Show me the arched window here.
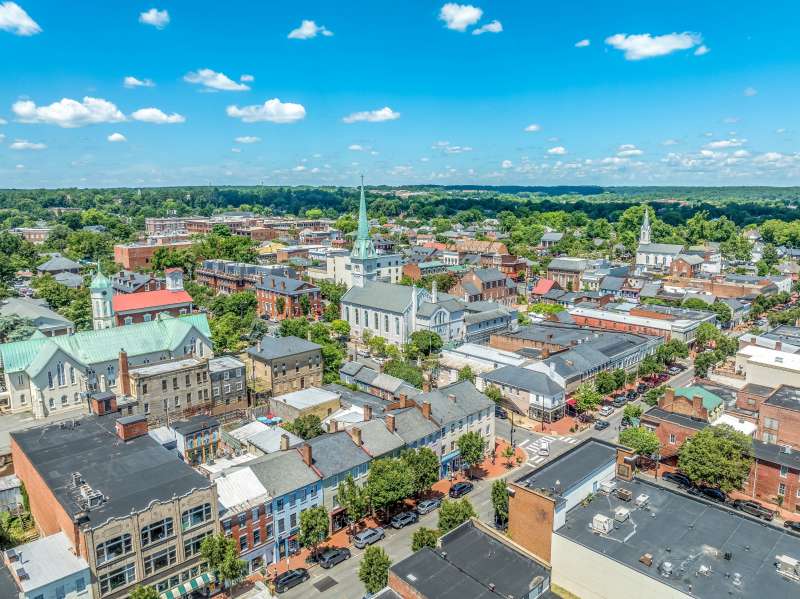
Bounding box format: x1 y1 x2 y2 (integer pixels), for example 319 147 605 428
56 362 65 386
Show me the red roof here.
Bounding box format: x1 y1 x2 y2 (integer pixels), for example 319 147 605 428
113 289 193 313
532 278 556 295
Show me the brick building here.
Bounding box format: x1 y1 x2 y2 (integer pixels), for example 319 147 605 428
756 385 800 446
245 336 323 400
546 257 588 291
450 268 516 305
254 275 321 321
113 239 193 270
195 259 293 295
669 254 703 277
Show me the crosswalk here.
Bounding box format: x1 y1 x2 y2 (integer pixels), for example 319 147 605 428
518 434 580 467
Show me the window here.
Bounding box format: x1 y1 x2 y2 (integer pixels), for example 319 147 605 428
779 482 787 497
395 317 400 335
55 586 65 599
143 546 176 575
224 371 230 380
181 503 212 531
373 312 378 329
174 396 180 408
49 398 55 409
266 523 274 540
252 507 260 521
124 316 133 325
238 513 247 527
186 392 192 405
764 417 779 430
278 519 285 534
99 563 135 596
236 382 243 391
161 379 167 391
172 377 178 390
96 534 132 565
69 366 75 385
213 386 220 396
75 577 86 593
290 513 297 528
142 383 148 394
224 384 231 394
61 395 68 406
239 534 248 551
183 530 210 557
669 433 676 444
781 465 789 478
48 371 54 389
144 402 150 415
185 374 191 386
143 314 152 322
141 518 174 547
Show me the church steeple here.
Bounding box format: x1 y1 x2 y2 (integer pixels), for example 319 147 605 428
351 176 376 261
639 207 652 245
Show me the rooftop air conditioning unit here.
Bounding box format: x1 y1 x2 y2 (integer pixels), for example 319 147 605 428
775 555 800 581
592 514 614 534
635 494 650 507
659 561 673 578
614 507 631 522
616 488 633 502
599 481 616 495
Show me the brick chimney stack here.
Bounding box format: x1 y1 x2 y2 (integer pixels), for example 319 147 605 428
386 414 395 432
422 401 432 420
118 350 131 396
300 443 312 467
280 433 290 451
363 405 372 421
399 393 408 408
351 427 363 447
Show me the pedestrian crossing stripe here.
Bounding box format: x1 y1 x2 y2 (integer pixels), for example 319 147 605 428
519 439 530 448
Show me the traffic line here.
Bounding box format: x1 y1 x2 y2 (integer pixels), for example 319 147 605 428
518 439 530 448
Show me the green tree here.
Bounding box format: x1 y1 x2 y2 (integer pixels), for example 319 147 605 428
623 404 643 420
695 322 720 347
694 351 720 378
611 368 628 389
456 431 486 472
298 505 329 559
330 319 351 338
200 534 247 588
359 546 391 595
283 415 325 440
410 330 443 356
0 314 36 342
411 527 440 552
457 365 476 383
484 385 503 404
678 425 753 493
383 359 424 388
336 474 369 530
618 427 660 457
275 296 286 317
595 371 616 394
401 447 441 496
528 302 565 315
643 385 666 407
299 294 312 316
438 498 476 534
574 383 602 413
130 586 160 599
491 479 509 526
366 457 414 515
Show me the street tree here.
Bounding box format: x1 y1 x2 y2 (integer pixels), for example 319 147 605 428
484 385 503 404
491 479 509 526
574 383 602 413
275 297 286 317
623 404 643 420
618 427 660 457
298 505 329 559
438 498 476 534
410 330 443 356
411 527 439 552
336 474 368 531
200 534 247 589
401 447 440 496
678 425 753 493
456 431 486 472
457 365 476 383
130 586 159 599
366 458 414 516
359 546 391 595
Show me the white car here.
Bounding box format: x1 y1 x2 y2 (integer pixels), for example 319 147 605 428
537 440 550 456
598 405 614 417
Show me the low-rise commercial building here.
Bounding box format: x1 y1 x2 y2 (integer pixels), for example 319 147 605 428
245 336 323 400
268 387 341 422
478 365 566 422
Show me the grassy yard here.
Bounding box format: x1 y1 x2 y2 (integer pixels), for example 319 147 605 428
551 584 581 599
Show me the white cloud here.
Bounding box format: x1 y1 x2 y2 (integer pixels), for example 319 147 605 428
575 39 590 48
131 107 185 124
124 76 155 88
472 20 502 35
15 164 23 169
776 128 787 134
0 2 41 35
694 45 710 56
234 136 260 144
743 86 758 97
547 146 567 155
288 20 333 39
292 165 307 172
184 68 250 91
432 141 473 154
139 8 169 29
230 148 241 153
12 97 125 127
226 99 306 124
605 32 703 60
501 159 513 168
524 123 541 133
10 139 46 150
662 139 679 146
0 118 6 125
348 144 365 151
240 74 254 82
617 144 643 157
439 3 482 32
342 107 400 124
706 138 746 149
107 132 126 143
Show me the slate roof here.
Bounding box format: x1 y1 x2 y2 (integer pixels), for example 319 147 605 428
0 313 211 375
544 331 659 382
306 431 371 478
414 380 493 426
387 407 438 444
637 242 684 255
342 281 415 313
348 419 404 457
246 335 322 361
36 253 81 273
111 270 158 293
53 271 84 288
764 385 800 412
0 297 73 333
473 268 506 282
255 275 319 295
244 449 321 498
481 365 564 396
600 275 625 291
675 253 704 265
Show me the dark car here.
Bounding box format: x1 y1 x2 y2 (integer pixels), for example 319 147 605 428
697 486 727 503
626 390 638 400
636 383 648 393
784 519 800 532
415 498 442 515
613 396 627 408
449 481 474 498
352 527 385 549
318 547 351 569
494 406 508 419
732 499 775 521
662 471 693 488
390 511 418 529
275 568 309 593
594 419 610 431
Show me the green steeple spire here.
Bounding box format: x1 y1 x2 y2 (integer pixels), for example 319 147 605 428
351 175 376 260
90 262 112 291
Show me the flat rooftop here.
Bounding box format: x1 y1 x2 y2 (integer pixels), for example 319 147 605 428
11 416 212 528
129 357 202 377
557 477 800 599
273 387 339 409
4 532 88 593
764 385 800 412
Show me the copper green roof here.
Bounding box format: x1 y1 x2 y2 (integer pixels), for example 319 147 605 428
674 386 723 412
0 313 211 375
90 266 113 290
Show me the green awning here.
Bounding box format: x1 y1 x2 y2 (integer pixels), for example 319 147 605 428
160 572 216 599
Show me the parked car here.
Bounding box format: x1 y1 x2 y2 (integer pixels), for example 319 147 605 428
415 498 442 515
732 499 775 521
662 471 693 488
613 396 627 408
390 511 419 529
636 383 648 394
537 439 550 456
578 413 595 423
784 519 800 532
449 481 474 498
594 420 610 431
668 366 681 375
352 527 385 549
275 568 310 593
318 547 351 569
494 406 507 419
599 405 614 417
696 486 727 503
626 390 638 400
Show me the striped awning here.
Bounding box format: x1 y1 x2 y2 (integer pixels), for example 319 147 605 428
160 572 216 599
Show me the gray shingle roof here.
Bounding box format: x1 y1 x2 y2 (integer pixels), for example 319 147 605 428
53 272 84 288
36 253 81 273
473 268 505 282
246 335 321 361
307 431 371 478
481 366 563 396
255 275 318 295
244 449 321 497
637 243 683 255
0 297 73 332
347 419 404 458
415 380 493 426
548 258 588 272
342 281 414 313
387 407 438 443
600 275 625 291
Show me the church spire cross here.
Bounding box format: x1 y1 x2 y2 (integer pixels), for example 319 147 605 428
357 174 369 241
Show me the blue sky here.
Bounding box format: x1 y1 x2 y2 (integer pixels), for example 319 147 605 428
1 1 799 188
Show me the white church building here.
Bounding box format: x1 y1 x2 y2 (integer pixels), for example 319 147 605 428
634 208 683 274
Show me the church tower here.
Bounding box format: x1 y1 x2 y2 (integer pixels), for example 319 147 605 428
639 207 652 245
350 176 378 288
90 265 115 330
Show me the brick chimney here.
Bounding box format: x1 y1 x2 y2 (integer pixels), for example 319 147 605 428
776 341 783 352
399 393 408 408
300 443 312 467
692 395 705 417
115 415 148 441
363 405 372 421
327 419 338 433
118 350 131 396
386 414 395 432
422 401 432 420
351 427 363 447
280 433 290 451
448 393 457 403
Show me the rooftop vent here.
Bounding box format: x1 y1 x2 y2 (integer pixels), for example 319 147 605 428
592 514 614 534
697 565 712 577
732 572 743 587
635 494 650 507
599 480 616 495
4 549 18 562
659 561 673 578
614 507 631 522
639 553 653 567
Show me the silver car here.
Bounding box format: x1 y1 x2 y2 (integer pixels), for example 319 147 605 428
352 527 385 549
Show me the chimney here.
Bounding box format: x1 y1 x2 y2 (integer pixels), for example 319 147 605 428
280 433 290 451
399 393 408 408
351 427 363 447
115 415 148 441
692 395 704 415
776 341 782 352
422 381 431 392
448 393 457 403
363 405 372 421
300 443 312 467
386 414 395 432
118 350 131 396
660 387 674 408
431 280 438 304
327 419 338 433
422 401 432 420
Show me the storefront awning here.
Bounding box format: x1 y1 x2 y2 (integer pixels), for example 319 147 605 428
160 572 215 599
566 397 576 406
